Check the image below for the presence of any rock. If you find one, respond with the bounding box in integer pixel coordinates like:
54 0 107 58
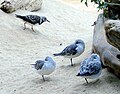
0 0 15 13
92 14 120 78
105 20 120 50
0 0 42 13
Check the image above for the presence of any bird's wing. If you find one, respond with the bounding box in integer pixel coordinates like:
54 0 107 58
26 15 40 24
35 60 45 70
80 60 101 76
61 44 78 56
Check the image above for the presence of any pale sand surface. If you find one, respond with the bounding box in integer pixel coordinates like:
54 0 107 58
0 0 120 94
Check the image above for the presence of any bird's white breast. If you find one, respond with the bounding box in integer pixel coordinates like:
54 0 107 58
37 62 56 75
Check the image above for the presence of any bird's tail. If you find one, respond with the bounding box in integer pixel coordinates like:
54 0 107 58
30 64 35 68
15 14 25 19
53 53 62 56
76 73 82 76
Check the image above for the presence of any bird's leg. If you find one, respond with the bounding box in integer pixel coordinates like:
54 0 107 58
31 25 35 32
85 78 88 84
42 75 45 81
23 22 27 30
70 58 73 66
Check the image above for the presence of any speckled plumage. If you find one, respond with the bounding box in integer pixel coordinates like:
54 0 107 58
77 54 102 84
15 14 50 32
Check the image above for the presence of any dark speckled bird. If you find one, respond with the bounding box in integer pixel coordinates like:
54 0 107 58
15 14 50 32
76 54 102 84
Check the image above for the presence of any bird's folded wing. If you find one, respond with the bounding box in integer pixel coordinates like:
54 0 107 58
80 60 101 76
35 60 45 70
62 44 77 56
26 15 40 24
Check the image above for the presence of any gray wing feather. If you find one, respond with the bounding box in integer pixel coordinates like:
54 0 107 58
35 60 45 70
61 44 77 56
26 15 40 24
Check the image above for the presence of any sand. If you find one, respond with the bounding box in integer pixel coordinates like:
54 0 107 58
0 0 120 94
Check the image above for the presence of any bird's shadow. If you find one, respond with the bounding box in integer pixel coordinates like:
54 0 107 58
73 73 120 93
60 63 80 69
82 79 101 86
32 77 52 84
20 26 42 35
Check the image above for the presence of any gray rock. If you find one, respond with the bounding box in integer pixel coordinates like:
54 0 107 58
105 20 120 50
0 0 43 13
92 14 120 78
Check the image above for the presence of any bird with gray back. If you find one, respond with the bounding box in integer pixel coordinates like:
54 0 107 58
53 39 85 66
76 54 103 84
15 14 50 32
31 56 56 81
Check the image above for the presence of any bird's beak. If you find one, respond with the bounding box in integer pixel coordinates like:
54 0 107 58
76 73 81 76
46 19 50 23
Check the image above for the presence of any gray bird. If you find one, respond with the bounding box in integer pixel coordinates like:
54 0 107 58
15 14 50 32
31 56 56 81
76 54 102 84
53 39 85 66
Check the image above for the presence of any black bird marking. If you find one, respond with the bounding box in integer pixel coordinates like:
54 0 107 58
31 60 45 70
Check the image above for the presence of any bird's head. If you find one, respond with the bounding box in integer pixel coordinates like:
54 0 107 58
90 54 100 61
42 16 50 23
75 39 85 47
75 39 84 44
45 56 56 66
45 56 52 61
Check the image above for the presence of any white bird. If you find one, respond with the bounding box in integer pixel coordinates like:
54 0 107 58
76 54 102 84
53 39 85 66
31 56 56 81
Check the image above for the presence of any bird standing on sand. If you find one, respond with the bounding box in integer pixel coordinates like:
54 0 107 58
76 54 102 84
15 14 50 32
53 39 85 66
31 56 56 81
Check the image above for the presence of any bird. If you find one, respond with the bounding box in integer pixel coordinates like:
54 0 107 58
31 56 56 81
53 39 85 66
15 14 50 32
76 54 102 84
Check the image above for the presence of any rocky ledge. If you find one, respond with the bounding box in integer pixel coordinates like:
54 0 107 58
105 20 120 51
92 14 120 78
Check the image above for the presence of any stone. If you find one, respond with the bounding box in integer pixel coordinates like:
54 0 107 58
105 20 120 50
0 0 42 13
92 14 120 78
0 0 15 13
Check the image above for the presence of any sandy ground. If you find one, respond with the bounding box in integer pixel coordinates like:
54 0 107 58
0 0 120 94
